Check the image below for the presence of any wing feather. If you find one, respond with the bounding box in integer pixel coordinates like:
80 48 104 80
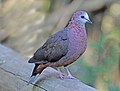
28 29 68 63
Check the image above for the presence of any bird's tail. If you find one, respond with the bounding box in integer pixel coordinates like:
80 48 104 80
28 64 47 84
27 74 40 85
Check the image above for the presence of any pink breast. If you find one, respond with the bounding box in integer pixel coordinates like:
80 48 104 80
67 27 87 58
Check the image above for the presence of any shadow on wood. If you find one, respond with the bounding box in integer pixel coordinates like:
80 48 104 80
0 44 99 91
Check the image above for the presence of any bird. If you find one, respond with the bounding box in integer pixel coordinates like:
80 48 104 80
28 10 92 84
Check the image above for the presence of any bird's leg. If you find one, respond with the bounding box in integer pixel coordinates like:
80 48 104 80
64 66 77 79
57 68 65 79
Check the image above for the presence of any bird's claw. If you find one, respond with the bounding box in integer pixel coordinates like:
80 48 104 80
57 73 65 79
57 74 78 80
63 75 78 80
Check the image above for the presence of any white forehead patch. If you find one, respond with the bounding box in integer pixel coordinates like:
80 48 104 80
84 12 89 19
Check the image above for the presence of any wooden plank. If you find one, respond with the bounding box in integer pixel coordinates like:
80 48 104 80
0 44 99 91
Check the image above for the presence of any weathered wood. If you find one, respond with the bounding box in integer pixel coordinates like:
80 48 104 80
0 44 99 91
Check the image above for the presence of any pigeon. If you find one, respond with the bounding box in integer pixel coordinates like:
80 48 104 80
28 10 92 84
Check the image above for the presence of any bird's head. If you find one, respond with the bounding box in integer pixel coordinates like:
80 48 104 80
72 10 92 24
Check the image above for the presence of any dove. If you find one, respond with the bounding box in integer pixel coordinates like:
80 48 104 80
28 10 92 84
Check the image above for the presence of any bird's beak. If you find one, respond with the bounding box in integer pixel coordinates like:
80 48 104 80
85 18 92 24
88 19 92 24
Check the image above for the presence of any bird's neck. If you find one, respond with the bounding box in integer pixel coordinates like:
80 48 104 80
66 20 85 32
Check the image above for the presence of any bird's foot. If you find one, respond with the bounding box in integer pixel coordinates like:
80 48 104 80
57 73 78 80
64 75 78 80
57 73 65 79
63 66 78 80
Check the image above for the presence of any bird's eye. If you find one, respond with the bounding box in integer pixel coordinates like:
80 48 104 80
81 16 84 18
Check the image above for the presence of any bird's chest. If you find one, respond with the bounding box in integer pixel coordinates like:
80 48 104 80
67 29 87 57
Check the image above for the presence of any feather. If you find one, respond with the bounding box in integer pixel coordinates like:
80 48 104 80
27 74 40 85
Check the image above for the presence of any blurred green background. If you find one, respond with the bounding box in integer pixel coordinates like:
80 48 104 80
0 0 120 91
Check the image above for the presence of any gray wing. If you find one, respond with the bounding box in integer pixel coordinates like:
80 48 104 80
28 29 69 64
